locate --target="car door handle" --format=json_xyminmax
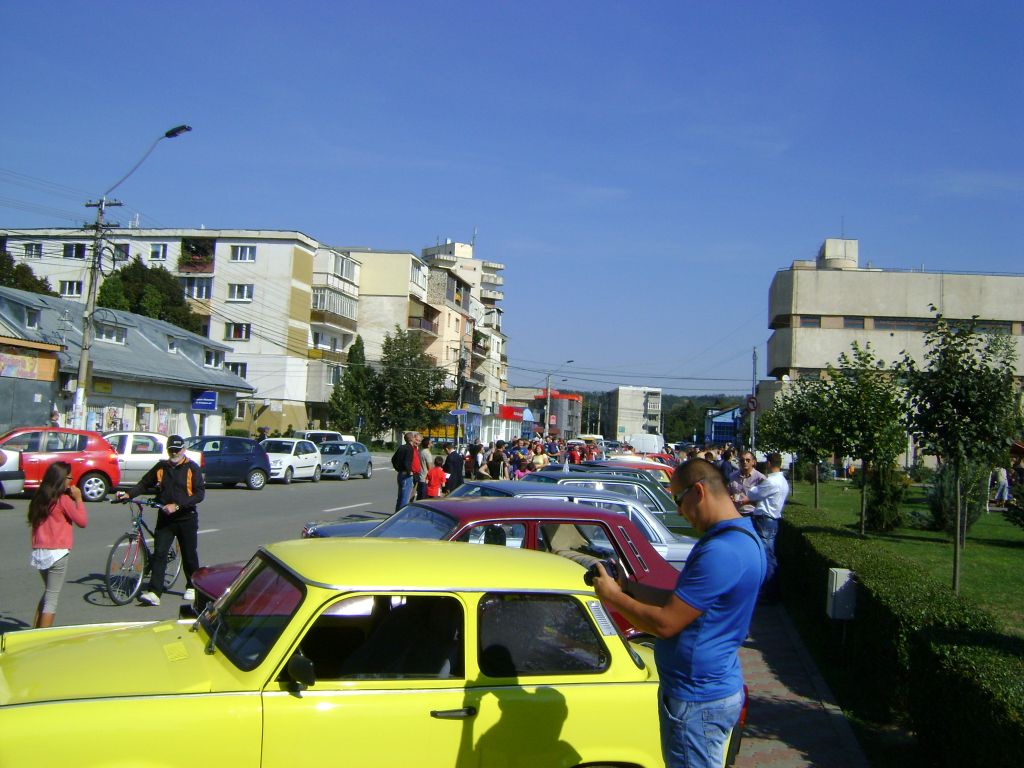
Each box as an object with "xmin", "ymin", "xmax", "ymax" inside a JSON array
[{"xmin": 430, "ymin": 707, "xmax": 476, "ymax": 719}]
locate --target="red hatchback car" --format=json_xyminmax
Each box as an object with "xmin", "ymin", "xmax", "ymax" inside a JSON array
[{"xmin": 0, "ymin": 426, "xmax": 121, "ymax": 501}]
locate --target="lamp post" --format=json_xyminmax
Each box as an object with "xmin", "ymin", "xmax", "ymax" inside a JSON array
[
  {"xmin": 544, "ymin": 359, "xmax": 573, "ymax": 439},
  {"xmin": 73, "ymin": 125, "xmax": 191, "ymax": 429}
]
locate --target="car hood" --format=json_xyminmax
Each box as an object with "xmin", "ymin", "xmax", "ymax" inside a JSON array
[
  {"xmin": 304, "ymin": 518, "xmax": 385, "ymax": 538},
  {"xmin": 0, "ymin": 620, "xmax": 235, "ymax": 705}
]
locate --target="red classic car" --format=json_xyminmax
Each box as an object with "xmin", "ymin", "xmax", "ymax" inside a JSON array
[{"xmin": 189, "ymin": 497, "xmax": 680, "ymax": 638}]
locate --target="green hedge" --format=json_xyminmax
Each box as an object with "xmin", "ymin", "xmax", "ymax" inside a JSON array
[{"xmin": 779, "ymin": 508, "xmax": 1023, "ymax": 765}]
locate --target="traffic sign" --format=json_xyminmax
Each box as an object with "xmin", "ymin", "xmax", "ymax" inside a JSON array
[{"xmin": 746, "ymin": 395, "xmax": 759, "ymax": 413}]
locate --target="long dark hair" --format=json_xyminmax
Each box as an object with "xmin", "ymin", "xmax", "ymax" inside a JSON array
[{"xmin": 28, "ymin": 461, "xmax": 72, "ymax": 529}]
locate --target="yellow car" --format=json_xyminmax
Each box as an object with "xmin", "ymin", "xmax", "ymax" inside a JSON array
[{"xmin": 1, "ymin": 539, "xmax": 666, "ymax": 767}]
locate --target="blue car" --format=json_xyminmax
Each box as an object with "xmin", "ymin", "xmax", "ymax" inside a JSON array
[{"xmin": 182, "ymin": 435, "xmax": 271, "ymax": 490}]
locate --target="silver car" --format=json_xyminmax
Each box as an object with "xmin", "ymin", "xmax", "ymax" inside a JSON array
[{"xmin": 318, "ymin": 440, "xmax": 373, "ymax": 480}]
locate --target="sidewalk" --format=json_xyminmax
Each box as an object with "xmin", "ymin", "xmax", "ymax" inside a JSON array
[{"xmin": 736, "ymin": 603, "xmax": 871, "ymax": 768}]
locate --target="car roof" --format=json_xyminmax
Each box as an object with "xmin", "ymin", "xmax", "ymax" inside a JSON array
[
  {"xmin": 406, "ymin": 496, "xmax": 640, "ymax": 525},
  {"xmin": 264, "ymin": 537, "xmax": 589, "ymax": 592},
  {"xmin": 525, "ymin": 470, "xmax": 656, "ymax": 484},
  {"xmin": 459, "ymin": 479, "xmax": 649, "ymax": 506}
]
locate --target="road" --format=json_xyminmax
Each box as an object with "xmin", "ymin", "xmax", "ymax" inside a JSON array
[{"xmin": 0, "ymin": 459, "xmax": 397, "ymax": 631}]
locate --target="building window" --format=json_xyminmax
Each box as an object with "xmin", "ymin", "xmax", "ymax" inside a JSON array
[
  {"xmin": 312, "ymin": 331, "xmax": 323, "ymax": 348},
  {"xmin": 225, "ymin": 323, "xmax": 251, "ymax": 341},
  {"xmin": 235, "ymin": 401, "xmax": 247, "ymax": 419},
  {"xmin": 167, "ymin": 337, "xmax": 178, "ymax": 354},
  {"xmin": 204, "ymin": 350, "xmax": 224, "ymax": 368},
  {"xmin": 843, "ymin": 316, "xmax": 865, "ymax": 329},
  {"xmin": 23, "ymin": 243, "xmax": 42, "ymax": 259},
  {"xmin": 26, "ymin": 308, "xmax": 40, "ymax": 329},
  {"xmin": 312, "ymin": 288, "xmax": 358, "ymax": 319},
  {"xmin": 227, "ymin": 283, "xmax": 254, "ymax": 302},
  {"xmin": 230, "ymin": 245, "xmax": 256, "ymax": 262},
  {"xmin": 799, "ymin": 315, "xmax": 822, "ymax": 328},
  {"xmin": 874, "ymin": 317, "xmax": 934, "ymax": 332},
  {"xmin": 95, "ymin": 322, "xmax": 127, "ymax": 345},
  {"xmin": 226, "ymin": 362, "xmax": 248, "ymax": 378},
  {"xmin": 328, "ymin": 365, "xmax": 342, "ymax": 385},
  {"xmin": 410, "ymin": 262, "xmax": 427, "ymax": 290},
  {"xmin": 150, "ymin": 243, "xmax": 168, "ymax": 261},
  {"xmin": 59, "ymin": 280, "xmax": 83, "ymax": 297},
  {"xmin": 112, "ymin": 243, "xmax": 130, "ymax": 262},
  {"xmin": 180, "ymin": 276, "xmax": 213, "ymax": 299},
  {"xmin": 63, "ymin": 243, "xmax": 87, "ymax": 259}
]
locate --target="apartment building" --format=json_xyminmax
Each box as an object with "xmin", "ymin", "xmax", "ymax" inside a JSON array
[
  {"xmin": 601, "ymin": 385, "xmax": 662, "ymax": 440},
  {"xmin": 761, "ymin": 238, "xmax": 1024, "ymax": 405}
]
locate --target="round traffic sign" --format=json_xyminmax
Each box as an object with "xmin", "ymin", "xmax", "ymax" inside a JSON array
[{"xmin": 746, "ymin": 395, "xmax": 759, "ymax": 412}]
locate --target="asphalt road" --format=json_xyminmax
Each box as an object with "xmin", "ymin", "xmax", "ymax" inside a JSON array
[{"xmin": 0, "ymin": 458, "xmax": 397, "ymax": 632}]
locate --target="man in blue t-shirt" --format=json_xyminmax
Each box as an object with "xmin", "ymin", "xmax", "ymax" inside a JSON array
[{"xmin": 593, "ymin": 458, "xmax": 766, "ymax": 768}]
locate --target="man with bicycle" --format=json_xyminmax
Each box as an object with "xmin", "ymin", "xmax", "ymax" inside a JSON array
[{"xmin": 114, "ymin": 435, "xmax": 205, "ymax": 606}]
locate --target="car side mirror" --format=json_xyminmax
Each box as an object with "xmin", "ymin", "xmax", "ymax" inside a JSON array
[{"xmin": 287, "ymin": 652, "xmax": 316, "ymax": 688}]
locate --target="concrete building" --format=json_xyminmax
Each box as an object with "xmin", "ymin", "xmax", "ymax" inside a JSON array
[
  {"xmin": 0, "ymin": 286, "xmax": 252, "ymax": 434},
  {"xmin": 762, "ymin": 237, "xmax": 1024, "ymax": 403},
  {"xmin": 601, "ymin": 386, "xmax": 662, "ymax": 442}
]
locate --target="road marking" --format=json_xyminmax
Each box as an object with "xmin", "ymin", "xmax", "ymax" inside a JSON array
[
  {"xmin": 322, "ymin": 502, "xmax": 372, "ymax": 513},
  {"xmin": 198, "ymin": 528, "xmax": 220, "ymax": 535}
]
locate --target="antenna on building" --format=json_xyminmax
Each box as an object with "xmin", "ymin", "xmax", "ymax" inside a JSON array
[{"xmin": 471, "ymin": 227, "xmax": 477, "ymax": 249}]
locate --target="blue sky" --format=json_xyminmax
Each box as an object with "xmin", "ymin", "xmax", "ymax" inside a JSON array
[{"xmin": 3, "ymin": 2, "xmax": 1022, "ymax": 397}]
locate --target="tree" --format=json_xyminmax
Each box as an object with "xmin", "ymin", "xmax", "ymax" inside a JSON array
[
  {"xmin": 326, "ymin": 336, "xmax": 381, "ymax": 440},
  {"xmin": 664, "ymin": 398, "xmax": 704, "ymax": 444},
  {"xmin": 898, "ymin": 309, "xmax": 1022, "ymax": 593},
  {"xmin": 757, "ymin": 378, "xmax": 837, "ymax": 509},
  {"xmin": 826, "ymin": 342, "xmax": 907, "ymax": 533},
  {"xmin": 97, "ymin": 257, "xmax": 202, "ymax": 333},
  {"xmin": 0, "ymin": 249, "xmax": 57, "ymax": 296},
  {"xmin": 378, "ymin": 326, "xmax": 448, "ymax": 439}
]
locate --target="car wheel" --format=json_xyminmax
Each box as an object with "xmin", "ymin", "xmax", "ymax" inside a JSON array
[
  {"xmin": 338, "ymin": 463, "xmax": 350, "ymax": 481},
  {"xmin": 283, "ymin": 467, "xmax": 294, "ymax": 485},
  {"xmin": 246, "ymin": 469, "xmax": 267, "ymax": 490},
  {"xmin": 79, "ymin": 472, "xmax": 110, "ymax": 502},
  {"xmin": 312, "ymin": 465, "xmax": 322, "ymax": 482},
  {"xmin": 363, "ymin": 462, "xmax": 372, "ymax": 479}
]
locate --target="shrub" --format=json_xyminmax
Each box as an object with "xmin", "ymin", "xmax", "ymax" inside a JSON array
[
  {"xmin": 925, "ymin": 460, "xmax": 989, "ymax": 534},
  {"xmin": 865, "ymin": 462, "xmax": 907, "ymax": 531},
  {"xmin": 907, "ymin": 458, "xmax": 935, "ymax": 484}
]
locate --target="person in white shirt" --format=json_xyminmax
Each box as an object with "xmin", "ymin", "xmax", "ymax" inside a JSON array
[{"xmin": 739, "ymin": 451, "xmax": 789, "ymax": 601}]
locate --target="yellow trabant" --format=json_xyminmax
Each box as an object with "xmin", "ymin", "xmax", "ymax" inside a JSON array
[{"xmin": 1, "ymin": 538, "xmax": 664, "ymax": 767}]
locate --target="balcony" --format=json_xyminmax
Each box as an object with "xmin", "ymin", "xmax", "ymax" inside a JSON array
[
  {"xmin": 408, "ymin": 316, "xmax": 439, "ymax": 335},
  {"xmin": 481, "ymin": 274, "xmax": 504, "ymax": 287},
  {"xmin": 471, "ymin": 344, "xmax": 487, "ymax": 359},
  {"xmin": 310, "ymin": 308, "xmax": 357, "ymax": 333},
  {"xmin": 483, "ymin": 261, "xmax": 505, "ymax": 271},
  {"xmin": 481, "ymin": 289, "xmax": 504, "ymax": 302}
]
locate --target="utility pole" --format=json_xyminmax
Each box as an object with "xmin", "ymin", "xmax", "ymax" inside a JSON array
[{"xmin": 750, "ymin": 346, "xmax": 758, "ymax": 453}]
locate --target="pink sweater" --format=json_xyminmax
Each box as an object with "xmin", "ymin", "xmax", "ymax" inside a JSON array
[{"xmin": 31, "ymin": 494, "xmax": 87, "ymax": 549}]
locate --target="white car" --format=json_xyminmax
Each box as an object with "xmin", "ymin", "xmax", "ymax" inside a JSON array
[
  {"xmin": 261, "ymin": 438, "xmax": 322, "ymax": 483},
  {"xmin": 104, "ymin": 432, "xmax": 204, "ymax": 486},
  {"xmin": 0, "ymin": 448, "xmax": 24, "ymax": 497}
]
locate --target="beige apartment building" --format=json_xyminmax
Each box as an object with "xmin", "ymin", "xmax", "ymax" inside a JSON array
[{"xmin": 760, "ymin": 237, "xmax": 1024, "ymax": 409}]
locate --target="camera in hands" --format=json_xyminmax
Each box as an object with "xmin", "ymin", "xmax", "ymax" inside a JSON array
[{"xmin": 583, "ymin": 559, "xmax": 620, "ymax": 586}]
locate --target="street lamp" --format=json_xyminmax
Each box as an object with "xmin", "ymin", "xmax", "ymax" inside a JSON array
[
  {"xmin": 545, "ymin": 359, "xmax": 573, "ymax": 439},
  {"xmin": 72, "ymin": 125, "xmax": 192, "ymax": 429}
]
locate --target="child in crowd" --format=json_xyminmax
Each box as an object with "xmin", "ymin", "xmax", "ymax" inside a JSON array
[
  {"xmin": 512, "ymin": 458, "xmax": 530, "ymax": 480},
  {"xmin": 426, "ymin": 455, "xmax": 447, "ymax": 498}
]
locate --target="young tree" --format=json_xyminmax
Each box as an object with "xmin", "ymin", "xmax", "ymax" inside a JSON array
[
  {"xmin": 826, "ymin": 342, "xmax": 907, "ymax": 533},
  {"xmin": 327, "ymin": 336, "xmax": 380, "ymax": 440},
  {"xmin": 378, "ymin": 326, "xmax": 448, "ymax": 439},
  {"xmin": 97, "ymin": 257, "xmax": 202, "ymax": 333},
  {"xmin": 898, "ymin": 310, "xmax": 1022, "ymax": 593},
  {"xmin": 758, "ymin": 378, "xmax": 837, "ymax": 509},
  {"xmin": 0, "ymin": 249, "xmax": 57, "ymax": 295}
]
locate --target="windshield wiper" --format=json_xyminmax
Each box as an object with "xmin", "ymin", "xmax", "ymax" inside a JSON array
[{"xmin": 203, "ymin": 613, "xmax": 223, "ymax": 655}]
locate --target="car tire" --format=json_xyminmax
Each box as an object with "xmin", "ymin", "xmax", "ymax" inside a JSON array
[
  {"xmin": 312, "ymin": 465, "xmax": 322, "ymax": 482},
  {"xmin": 363, "ymin": 462, "xmax": 372, "ymax": 479},
  {"xmin": 283, "ymin": 466, "xmax": 294, "ymax": 485},
  {"xmin": 79, "ymin": 472, "xmax": 110, "ymax": 502},
  {"xmin": 338, "ymin": 463, "xmax": 350, "ymax": 481},
  {"xmin": 246, "ymin": 469, "xmax": 267, "ymax": 490}
]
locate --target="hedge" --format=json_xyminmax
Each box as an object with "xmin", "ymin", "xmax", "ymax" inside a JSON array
[{"xmin": 778, "ymin": 507, "xmax": 1023, "ymax": 766}]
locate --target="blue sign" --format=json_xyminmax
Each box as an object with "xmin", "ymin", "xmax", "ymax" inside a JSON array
[{"xmin": 191, "ymin": 390, "xmax": 218, "ymax": 412}]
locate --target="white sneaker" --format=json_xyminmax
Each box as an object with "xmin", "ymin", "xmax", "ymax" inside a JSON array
[
  {"xmin": 183, "ymin": 588, "xmax": 195, "ymax": 602},
  {"xmin": 139, "ymin": 591, "xmax": 161, "ymax": 606}
]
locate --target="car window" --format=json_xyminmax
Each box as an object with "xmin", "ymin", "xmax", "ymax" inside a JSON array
[
  {"xmin": 131, "ymin": 435, "xmax": 161, "ymax": 454},
  {"xmin": 477, "ymin": 593, "xmax": 608, "ymax": 676},
  {"xmin": 456, "ymin": 523, "xmax": 527, "ymax": 548},
  {"xmin": 299, "ymin": 594, "xmax": 464, "ymax": 680},
  {"xmin": 320, "ymin": 443, "xmax": 344, "ymax": 455},
  {"xmin": 223, "ymin": 438, "xmax": 248, "ymax": 455},
  {"xmin": 299, "ymin": 441, "xmax": 317, "ymax": 455},
  {"xmin": 354, "ymin": 443, "xmax": 367, "ymax": 453},
  {"xmin": 262, "ymin": 440, "xmax": 294, "ymax": 454},
  {"xmin": 4, "ymin": 431, "xmax": 42, "ymax": 452},
  {"xmin": 368, "ymin": 504, "xmax": 459, "ymax": 540},
  {"xmin": 105, "ymin": 434, "xmax": 126, "ymax": 452},
  {"xmin": 45, "ymin": 432, "xmax": 82, "ymax": 452}
]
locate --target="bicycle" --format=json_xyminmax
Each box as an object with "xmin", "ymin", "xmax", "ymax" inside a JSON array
[{"xmin": 105, "ymin": 497, "xmax": 182, "ymax": 605}]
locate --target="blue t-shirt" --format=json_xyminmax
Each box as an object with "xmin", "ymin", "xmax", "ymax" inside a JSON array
[{"xmin": 654, "ymin": 517, "xmax": 766, "ymax": 701}]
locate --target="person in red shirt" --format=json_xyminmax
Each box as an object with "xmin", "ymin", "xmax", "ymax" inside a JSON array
[
  {"xmin": 568, "ymin": 444, "xmax": 581, "ymax": 464},
  {"xmin": 426, "ymin": 456, "xmax": 447, "ymax": 498},
  {"xmin": 28, "ymin": 461, "xmax": 87, "ymax": 628}
]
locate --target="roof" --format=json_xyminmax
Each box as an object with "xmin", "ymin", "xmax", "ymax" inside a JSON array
[
  {"xmin": 0, "ymin": 286, "xmax": 253, "ymax": 393},
  {"xmin": 457, "ymin": 479, "xmax": 652, "ymax": 505},
  {"xmin": 264, "ymin": 537, "xmax": 589, "ymax": 592},
  {"xmin": 408, "ymin": 496, "xmax": 641, "ymax": 525}
]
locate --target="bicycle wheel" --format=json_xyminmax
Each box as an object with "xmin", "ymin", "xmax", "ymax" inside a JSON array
[
  {"xmin": 105, "ymin": 533, "xmax": 145, "ymax": 605},
  {"xmin": 161, "ymin": 538, "xmax": 182, "ymax": 592}
]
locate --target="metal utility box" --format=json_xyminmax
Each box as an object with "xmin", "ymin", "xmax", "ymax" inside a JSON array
[{"xmin": 826, "ymin": 568, "xmax": 857, "ymax": 620}]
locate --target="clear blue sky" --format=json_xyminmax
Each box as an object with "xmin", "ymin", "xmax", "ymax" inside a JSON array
[{"xmin": 3, "ymin": 2, "xmax": 1021, "ymax": 397}]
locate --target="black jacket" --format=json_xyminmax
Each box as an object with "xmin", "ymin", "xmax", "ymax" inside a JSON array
[
  {"xmin": 391, "ymin": 443, "xmax": 417, "ymax": 473},
  {"xmin": 128, "ymin": 457, "xmax": 206, "ymax": 518}
]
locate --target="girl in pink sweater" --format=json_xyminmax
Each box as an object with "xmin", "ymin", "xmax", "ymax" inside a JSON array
[{"xmin": 28, "ymin": 461, "xmax": 87, "ymax": 628}]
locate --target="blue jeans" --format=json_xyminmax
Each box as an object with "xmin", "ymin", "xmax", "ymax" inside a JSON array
[
  {"xmin": 396, "ymin": 472, "xmax": 414, "ymax": 511},
  {"xmin": 659, "ymin": 687, "xmax": 744, "ymax": 768},
  {"xmin": 752, "ymin": 515, "xmax": 779, "ymax": 597}
]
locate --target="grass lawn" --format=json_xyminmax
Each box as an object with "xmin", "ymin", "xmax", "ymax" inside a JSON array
[{"xmin": 788, "ymin": 479, "xmax": 1024, "ymax": 635}]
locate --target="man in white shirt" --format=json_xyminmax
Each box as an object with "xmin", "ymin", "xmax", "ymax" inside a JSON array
[
  {"xmin": 728, "ymin": 451, "xmax": 765, "ymax": 516},
  {"xmin": 739, "ymin": 451, "xmax": 788, "ymax": 601}
]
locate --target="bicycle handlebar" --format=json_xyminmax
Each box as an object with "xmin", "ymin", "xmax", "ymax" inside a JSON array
[{"xmin": 110, "ymin": 496, "xmax": 165, "ymax": 509}]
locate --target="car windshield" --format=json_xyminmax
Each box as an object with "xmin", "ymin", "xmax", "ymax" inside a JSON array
[
  {"xmin": 261, "ymin": 440, "xmax": 295, "ymax": 454},
  {"xmin": 368, "ymin": 504, "xmax": 460, "ymax": 540},
  {"xmin": 200, "ymin": 553, "xmax": 305, "ymax": 671},
  {"xmin": 319, "ymin": 443, "xmax": 350, "ymax": 455}
]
